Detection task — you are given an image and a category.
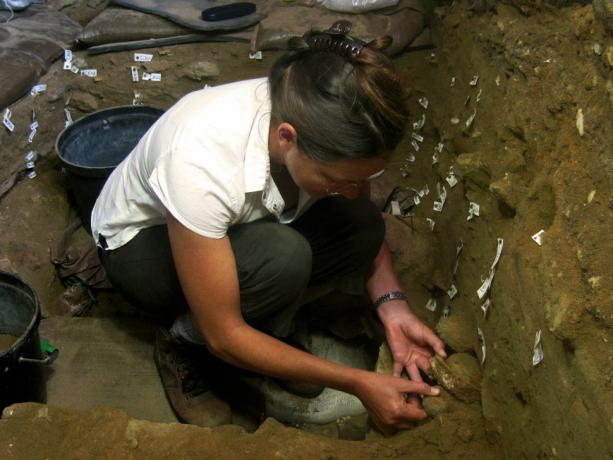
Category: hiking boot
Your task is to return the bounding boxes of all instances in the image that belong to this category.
[154,328,232,427]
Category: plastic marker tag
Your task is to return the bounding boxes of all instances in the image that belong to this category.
[447,284,458,300]
[80,69,97,78]
[64,49,73,61]
[249,51,263,60]
[134,53,153,62]
[130,66,139,82]
[411,140,420,152]
[413,194,421,206]
[433,182,447,212]
[132,90,142,106]
[481,298,491,318]
[150,73,161,81]
[30,84,46,96]
[470,75,479,86]
[64,108,73,127]
[63,60,72,70]
[70,65,79,74]
[532,330,544,366]
[3,109,15,132]
[425,298,437,312]
[418,97,429,109]
[477,238,504,299]
[532,229,545,246]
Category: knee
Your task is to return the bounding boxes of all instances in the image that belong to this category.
[269,226,313,292]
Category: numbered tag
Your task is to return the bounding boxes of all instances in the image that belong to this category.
[134,53,153,62]
[470,75,479,86]
[130,66,139,83]
[412,113,426,131]
[64,49,73,62]
[80,69,97,78]
[70,65,79,74]
[467,202,480,221]
[446,173,458,188]
[418,97,429,109]
[30,84,47,96]
[3,109,15,132]
[249,51,263,60]
[411,132,424,143]
[425,298,437,312]
[63,60,73,70]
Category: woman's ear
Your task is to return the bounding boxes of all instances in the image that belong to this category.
[277,122,298,150]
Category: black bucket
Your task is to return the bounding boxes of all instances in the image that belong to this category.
[0,270,47,414]
[55,106,164,234]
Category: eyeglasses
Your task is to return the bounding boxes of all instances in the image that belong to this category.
[325,169,385,196]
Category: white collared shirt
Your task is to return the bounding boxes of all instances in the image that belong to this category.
[91,77,314,250]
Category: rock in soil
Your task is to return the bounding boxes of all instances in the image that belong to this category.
[429,354,481,403]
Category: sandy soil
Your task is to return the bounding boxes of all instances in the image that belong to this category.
[0,0,611,458]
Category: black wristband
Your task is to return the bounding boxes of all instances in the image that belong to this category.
[372,291,407,309]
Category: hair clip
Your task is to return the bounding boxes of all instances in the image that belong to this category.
[306,20,366,59]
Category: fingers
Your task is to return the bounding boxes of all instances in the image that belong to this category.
[407,362,423,383]
[424,329,447,358]
[397,378,439,396]
[393,360,403,378]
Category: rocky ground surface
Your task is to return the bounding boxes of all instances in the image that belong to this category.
[0,1,611,459]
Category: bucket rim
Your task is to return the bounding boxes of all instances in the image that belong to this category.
[54,104,164,173]
[0,269,42,359]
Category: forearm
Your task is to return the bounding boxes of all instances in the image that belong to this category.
[366,239,413,324]
[210,322,366,395]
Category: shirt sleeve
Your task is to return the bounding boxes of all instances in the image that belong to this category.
[148,148,240,239]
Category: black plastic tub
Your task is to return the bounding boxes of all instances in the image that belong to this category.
[0,270,46,414]
[55,106,164,234]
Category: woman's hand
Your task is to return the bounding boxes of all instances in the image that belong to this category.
[353,370,440,435]
[378,300,447,382]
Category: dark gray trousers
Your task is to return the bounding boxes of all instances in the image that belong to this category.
[99,197,385,338]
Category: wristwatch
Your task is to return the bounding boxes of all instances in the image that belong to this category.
[372,291,407,310]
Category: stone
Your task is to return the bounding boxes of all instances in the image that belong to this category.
[69,91,99,112]
[382,214,437,282]
[430,354,481,403]
[181,61,220,81]
[422,388,452,416]
[436,313,474,353]
[456,153,491,190]
[489,173,523,217]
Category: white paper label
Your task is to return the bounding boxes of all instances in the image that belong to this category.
[134,53,153,62]
[465,109,477,129]
[63,60,72,70]
[481,298,491,318]
[412,113,426,131]
[150,73,162,81]
[478,328,486,365]
[30,121,39,131]
[467,202,480,221]
[64,49,73,62]
[27,129,37,143]
[446,173,458,188]
[80,69,97,78]
[27,170,37,179]
[435,142,444,153]
[470,75,479,86]
[418,97,429,109]
[3,109,14,132]
[130,66,139,83]
[407,153,415,163]
[532,229,545,246]
[141,72,151,81]
[432,152,439,165]
[411,132,424,143]
[64,108,73,127]
[450,76,456,87]
[25,151,36,162]
[426,218,435,231]
[30,84,47,96]
[532,330,544,366]
[411,140,420,152]
[70,65,79,74]
[425,298,437,312]
[447,284,458,300]
[413,195,421,206]
[390,200,401,216]
[442,306,450,318]
[249,51,263,60]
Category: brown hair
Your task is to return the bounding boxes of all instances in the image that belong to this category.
[268,30,409,163]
